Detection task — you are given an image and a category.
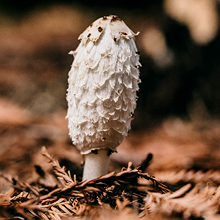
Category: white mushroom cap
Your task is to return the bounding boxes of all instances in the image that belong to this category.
[67,15,141,155]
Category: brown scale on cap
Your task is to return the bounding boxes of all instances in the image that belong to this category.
[98,26,103,32]
[110,15,122,22]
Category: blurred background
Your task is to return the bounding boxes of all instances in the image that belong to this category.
[1,0,220,186]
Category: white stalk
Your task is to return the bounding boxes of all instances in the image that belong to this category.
[82,149,110,181]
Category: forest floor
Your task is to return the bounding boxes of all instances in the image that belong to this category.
[1,103,220,219]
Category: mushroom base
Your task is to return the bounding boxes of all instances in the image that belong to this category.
[82,149,110,181]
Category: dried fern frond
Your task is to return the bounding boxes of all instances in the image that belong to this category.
[154,169,220,185]
[0,147,169,219]
[2,147,220,220]
[42,146,74,185]
[144,183,220,219]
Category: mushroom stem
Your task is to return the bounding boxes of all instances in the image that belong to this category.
[82,149,110,181]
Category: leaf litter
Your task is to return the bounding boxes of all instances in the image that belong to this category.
[0,147,220,219]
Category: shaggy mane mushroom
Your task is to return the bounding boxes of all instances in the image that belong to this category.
[67,15,141,181]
